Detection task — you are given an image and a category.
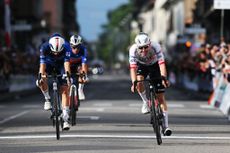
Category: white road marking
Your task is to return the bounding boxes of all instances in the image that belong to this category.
[0,134,230,140]
[22,105,40,108]
[0,111,29,124]
[78,116,100,120]
[129,103,141,107]
[129,103,185,108]
[80,108,105,112]
[200,104,214,109]
[167,104,184,108]
[93,103,112,107]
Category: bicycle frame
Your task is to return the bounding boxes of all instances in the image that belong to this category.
[69,72,84,126]
[52,79,61,140]
[69,84,78,104]
[41,71,63,140]
[148,81,163,145]
[69,83,78,126]
[134,79,164,145]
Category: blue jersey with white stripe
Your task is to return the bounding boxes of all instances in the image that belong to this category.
[39,41,71,67]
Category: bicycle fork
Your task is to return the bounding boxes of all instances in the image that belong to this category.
[50,82,62,121]
[149,84,164,127]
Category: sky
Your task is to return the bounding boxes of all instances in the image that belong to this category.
[77,0,129,42]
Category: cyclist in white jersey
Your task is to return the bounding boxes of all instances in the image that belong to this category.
[129,32,172,136]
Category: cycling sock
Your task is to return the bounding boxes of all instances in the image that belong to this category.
[78,83,84,90]
[138,90,148,104]
[63,108,70,121]
[163,111,169,128]
[42,90,50,100]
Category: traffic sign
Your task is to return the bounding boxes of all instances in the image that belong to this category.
[214,0,230,10]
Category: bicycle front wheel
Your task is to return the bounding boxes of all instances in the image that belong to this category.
[150,94,162,145]
[53,90,60,140]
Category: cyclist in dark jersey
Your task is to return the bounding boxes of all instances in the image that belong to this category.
[69,34,89,100]
[36,33,71,130]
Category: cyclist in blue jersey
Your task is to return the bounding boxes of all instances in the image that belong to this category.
[69,34,89,100]
[36,33,72,130]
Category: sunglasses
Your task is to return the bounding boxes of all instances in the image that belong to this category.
[72,45,80,49]
[139,45,149,50]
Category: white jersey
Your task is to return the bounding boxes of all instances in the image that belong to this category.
[129,41,165,68]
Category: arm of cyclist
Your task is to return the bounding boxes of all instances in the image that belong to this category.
[129,45,138,93]
[159,61,170,88]
[80,47,89,83]
[156,44,170,88]
[80,63,89,83]
[64,61,72,87]
[129,60,138,93]
[36,63,47,86]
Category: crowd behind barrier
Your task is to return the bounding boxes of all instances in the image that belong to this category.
[169,41,230,120]
[0,45,39,94]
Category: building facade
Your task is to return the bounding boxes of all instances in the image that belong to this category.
[0,0,79,50]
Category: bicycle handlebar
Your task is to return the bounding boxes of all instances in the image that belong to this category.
[40,73,67,79]
[133,78,160,93]
[133,76,169,91]
[133,78,159,86]
[71,71,86,78]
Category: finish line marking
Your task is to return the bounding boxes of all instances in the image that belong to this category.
[1,134,230,140]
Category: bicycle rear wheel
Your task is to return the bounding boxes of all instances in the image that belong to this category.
[150,94,162,145]
[53,90,60,140]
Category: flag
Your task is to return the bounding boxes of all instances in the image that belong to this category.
[4,0,11,48]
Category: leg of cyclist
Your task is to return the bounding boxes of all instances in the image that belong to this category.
[78,82,85,100]
[61,85,70,130]
[78,64,88,101]
[157,93,172,136]
[37,63,52,111]
[131,63,150,114]
[60,64,71,130]
[36,78,52,110]
[136,75,150,114]
[149,63,172,136]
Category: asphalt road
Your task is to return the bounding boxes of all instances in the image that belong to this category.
[0,74,230,153]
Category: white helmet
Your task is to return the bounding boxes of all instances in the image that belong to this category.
[70,35,82,46]
[135,32,151,47]
[49,36,65,53]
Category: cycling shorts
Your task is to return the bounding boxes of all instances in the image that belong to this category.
[70,64,82,85]
[136,62,165,93]
[45,63,67,86]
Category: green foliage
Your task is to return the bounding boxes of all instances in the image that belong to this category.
[96,2,134,68]
[107,4,133,28]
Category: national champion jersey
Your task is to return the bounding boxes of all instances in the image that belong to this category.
[69,45,87,67]
[39,41,71,67]
[129,42,165,68]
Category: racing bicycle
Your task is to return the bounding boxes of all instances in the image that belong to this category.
[69,72,86,126]
[134,79,164,145]
[39,70,65,140]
